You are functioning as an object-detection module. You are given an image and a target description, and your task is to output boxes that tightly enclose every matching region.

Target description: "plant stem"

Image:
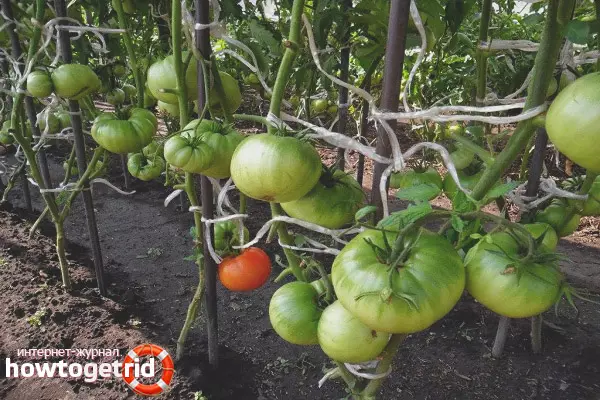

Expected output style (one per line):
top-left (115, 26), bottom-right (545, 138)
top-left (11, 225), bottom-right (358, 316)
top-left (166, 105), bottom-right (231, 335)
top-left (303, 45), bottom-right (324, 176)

top-left (267, 0), bottom-right (306, 135)
top-left (176, 261), bottom-right (206, 360)
top-left (531, 315), bottom-right (543, 353)
top-left (270, 202), bottom-right (305, 281)
top-left (359, 334), bottom-right (407, 398)
top-left (314, 261), bottom-right (334, 303)
top-left (492, 316), bottom-right (510, 357)
top-left (470, 0), bottom-right (574, 201)
top-left (172, 0), bottom-right (189, 127)
top-left (333, 362), bottom-right (358, 393)
top-left (113, 0), bottom-right (144, 108)
top-left (233, 113), bottom-right (269, 126)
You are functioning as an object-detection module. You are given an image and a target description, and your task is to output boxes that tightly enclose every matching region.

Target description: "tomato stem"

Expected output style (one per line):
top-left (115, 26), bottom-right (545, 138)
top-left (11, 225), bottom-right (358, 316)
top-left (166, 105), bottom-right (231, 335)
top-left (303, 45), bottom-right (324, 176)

top-left (358, 334), bottom-right (407, 398)
top-left (113, 0), bottom-right (144, 108)
top-left (470, 0), bottom-right (574, 201)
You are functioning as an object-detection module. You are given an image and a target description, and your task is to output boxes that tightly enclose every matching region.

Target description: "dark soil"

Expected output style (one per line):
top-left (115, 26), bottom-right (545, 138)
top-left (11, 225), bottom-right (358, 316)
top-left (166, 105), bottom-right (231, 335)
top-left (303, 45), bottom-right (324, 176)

top-left (1, 143), bottom-right (600, 399)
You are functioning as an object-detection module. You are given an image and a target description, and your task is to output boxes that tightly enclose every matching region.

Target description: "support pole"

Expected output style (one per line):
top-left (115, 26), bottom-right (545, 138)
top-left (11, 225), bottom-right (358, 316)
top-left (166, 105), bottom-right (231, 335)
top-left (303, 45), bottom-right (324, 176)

top-left (2, 0), bottom-right (33, 212)
top-left (55, 0), bottom-right (106, 296)
top-left (195, 0), bottom-right (218, 367)
top-left (369, 0), bottom-right (412, 218)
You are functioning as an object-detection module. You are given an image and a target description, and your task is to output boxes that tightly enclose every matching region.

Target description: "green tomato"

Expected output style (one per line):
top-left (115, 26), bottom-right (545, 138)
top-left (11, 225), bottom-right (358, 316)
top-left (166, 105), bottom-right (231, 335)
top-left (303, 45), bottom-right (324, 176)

top-left (91, 108), bottom-right (157, 154)
top-left (465, 232), bottom-right (563, 318)
top-left (51, 64), bottom-right (101, 100)
top-left (327, 104), bottom-right (338, 115)
top-left (332, 229), bottom-right (465, 333)
top-left (147, 53), bottom-right (197, 104)
top-left (318, 301), bottom-right (389, 363)
top-left (446, 122), bottom-right (464, 137)
top-left (38, 113), bottom-right (60, 134)
top-left (289, 95), bottom-right (300, 108)
top-left (164, 131), bottom-right (214, 174)
top-left (310, 99), bottom-right (328, 114)
top-left (269, 282), bottom-right (322, 345)
top-left (243, 73), bottom-right (260, 85)
top-left (106, 88), bottom-right (126, 105)
top-left (535, 199), bottom-right (581, 237)
top-left (0, 131), bottom-right (14, 145)
top-left (209, 72), bottom-right (243, 116)
top-left (112, 63), bottom-right (127, 77)
top-left (450, 143), bottom-right (475, 170)
top-left (565, 175), bottom-right (600, 216)
top-left (56, 110), bottom-right (71, 130)
top-left (214, 221), bottom-right (250, 256)
top-left (122, 84), bottom-right (137, 102)
top-left (181, 119), bottom-right (244, 178)
top-left (280, 169), bottom-right (365, 229)
top-left (127, 153), bottom-right (165, 181)
top-left (157, 100), bottom-right (180, 117)
top-left (521, 222), bottom-right (559, 251)
top-left (142, 141), bottom-right (164, 158)
top-left (26, 70), bottom-right (53, 98)
top-left (143, 86), bottom-right (156, 108)
top-left (389, 167), bottom-right (442, 200)
top-left (230, 134), bottom-right (322, 203)
top-left (546, 72), bottom-right (600, 173)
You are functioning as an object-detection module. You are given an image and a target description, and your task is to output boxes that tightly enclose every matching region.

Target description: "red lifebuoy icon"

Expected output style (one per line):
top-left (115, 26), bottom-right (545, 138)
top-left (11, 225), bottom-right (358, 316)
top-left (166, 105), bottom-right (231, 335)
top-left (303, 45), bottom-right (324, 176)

top-left (122, 344), bottom-right (174, 396)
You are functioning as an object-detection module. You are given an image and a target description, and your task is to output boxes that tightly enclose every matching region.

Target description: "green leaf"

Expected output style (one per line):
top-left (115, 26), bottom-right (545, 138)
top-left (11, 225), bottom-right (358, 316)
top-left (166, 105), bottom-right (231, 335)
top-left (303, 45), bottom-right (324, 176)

top-left (566, 20), bottom-right (591, 45)
top-left (377, 203), bottom-right (433, 230)
top-left (480, 181), bottom-right (519, 204)
top-left (452, 190), bottom-right (476, 213)
top-left (294, 234), bottom-right (307, 247)
top-left (451, 214), bottom-right (465, 232)
top-left (445, 0), bottom-right (477, 33)
top-left (395, 183), bottom-right (441, 202)
top-left (248, 19), bottom-right (281, 57)
top-left (355, 205), bottom-right (377, 221)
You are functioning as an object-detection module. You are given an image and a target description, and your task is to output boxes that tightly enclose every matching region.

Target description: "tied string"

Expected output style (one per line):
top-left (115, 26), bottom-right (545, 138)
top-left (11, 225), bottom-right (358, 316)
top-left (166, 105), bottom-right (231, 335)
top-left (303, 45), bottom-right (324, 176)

top-left (318, 360), bottom-right (392, 389)
top-left (506, 177), bottom-right (588, 212)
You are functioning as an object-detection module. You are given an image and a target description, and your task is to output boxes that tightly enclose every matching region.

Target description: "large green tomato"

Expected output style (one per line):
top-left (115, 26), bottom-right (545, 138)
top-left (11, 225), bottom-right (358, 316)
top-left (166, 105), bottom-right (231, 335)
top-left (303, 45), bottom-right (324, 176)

top-left (535, 199), bottom-right (581, 237)
top-left (208, 72), bottom-right (242, 116)
top-left (332, 229), bottom-right (465, 334)
top-left (310, 99), bottom-right (328, 115)
top-left (91, 108), bottom-right (157, 154)
top-left (146, 53), bottom-right (197, 104)
top-left (546, 72), bottom-right (600, 173)
top-left (164, 130), bottom-right (214, 174)
top-left (280, 169), bottom-right (365, 229)
top-left (566, 175), bottom-right (600, 216)
top-left (521, 222), bottom-right (559, 251)
top-left (127, 153), bottom-right (165, 181)
top-left (269, 282), bottom-right (322, 345)
top-left (465, 232), bottom-right (563, 318)
top-left (142, 141), bottom-right (164, 158)
top-left (51, 64), bottom-right (101, 100)
top-left (181, 119), bottom-right (244, 178)
top-left (27, 70), bottom-right (53, 98)
top-left (214, 221), bottom-right (250, 256)
top-left (157, 100), bottom-right (180, 117)
top-left (317, 301), bottom-right (389, 363)
top-left (389, 167), bottom-right (442, 200)
top-left (230, 134), bottom-right (322, 203)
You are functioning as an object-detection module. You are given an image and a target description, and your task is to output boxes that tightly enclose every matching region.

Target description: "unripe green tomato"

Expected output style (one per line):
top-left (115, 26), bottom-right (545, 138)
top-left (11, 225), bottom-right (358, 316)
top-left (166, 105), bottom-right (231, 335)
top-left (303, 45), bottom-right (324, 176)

top-left (27, 70), bottom-right (53, 98)
top-left (289, 95), bottom-right (300, 108)
top-left (56, 110), bottom-right (71, 130)
top-left (122, 84), bottom-right (137, 102)
top-left (535, 199), bottom-right (581, 237)
top-left (113, 63), bottom-right (127, 77)
top-left (327, 104), bottom-right (338, 115)
top-left (243, 73), bottom-right (260, 85)
top-left (106, 88), bottom-right (126, 105)
top-left (157, 100), bottom-right (180, 117)
top-left (38, 113), bottom-right (60, 133)
top-left (0, 129), bottom-right (14, 145)
top-left (310, 99), bottom-right (328, 114)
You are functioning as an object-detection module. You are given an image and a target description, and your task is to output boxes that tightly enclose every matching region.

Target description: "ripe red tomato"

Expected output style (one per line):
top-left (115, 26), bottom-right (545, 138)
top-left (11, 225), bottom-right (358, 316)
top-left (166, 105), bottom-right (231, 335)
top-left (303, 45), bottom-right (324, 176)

top-left (218, 248), bottom-right (271, 291)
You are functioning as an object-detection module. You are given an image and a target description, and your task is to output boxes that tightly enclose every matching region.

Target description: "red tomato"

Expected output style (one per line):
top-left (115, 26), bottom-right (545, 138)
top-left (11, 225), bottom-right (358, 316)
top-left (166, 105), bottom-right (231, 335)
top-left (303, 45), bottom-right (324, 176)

top-left (218, 248), bottom-right (271, 291)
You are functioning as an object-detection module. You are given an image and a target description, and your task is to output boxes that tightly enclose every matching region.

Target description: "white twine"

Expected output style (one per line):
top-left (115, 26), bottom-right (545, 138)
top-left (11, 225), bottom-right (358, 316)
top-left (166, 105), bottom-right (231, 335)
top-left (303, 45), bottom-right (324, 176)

top-left (507, 177), bottom-right (588, 212)
top-left (164, 189), bottom-right (183, 207)
top-left (30, 178), bottom-right (135, 195)
top-left (402, 1), bottom-right (426, 112)
top-left (479, 40), bottom-right (539, 52)
top-left (345, 361), bottom-right (392, 380)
